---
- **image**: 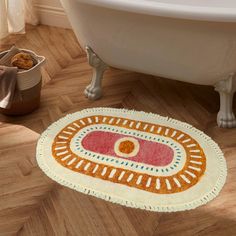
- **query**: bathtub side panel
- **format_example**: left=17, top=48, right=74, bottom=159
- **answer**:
left=60, top=0, right=236, bottom=85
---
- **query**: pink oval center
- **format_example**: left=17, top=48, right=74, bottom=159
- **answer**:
left=81, top=131, right=174, bottom=167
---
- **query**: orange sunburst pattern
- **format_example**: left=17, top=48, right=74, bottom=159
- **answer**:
left=51, top=115, right=206, bottom=194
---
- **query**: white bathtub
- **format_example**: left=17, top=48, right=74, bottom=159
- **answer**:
left=60, top=0, right=236, bottom=128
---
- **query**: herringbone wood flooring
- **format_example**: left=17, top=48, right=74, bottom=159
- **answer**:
left=0, top=25, right=236, bottom=236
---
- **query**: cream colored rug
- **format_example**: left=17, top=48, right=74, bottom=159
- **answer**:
left=36, top=108, right=227, bottom=212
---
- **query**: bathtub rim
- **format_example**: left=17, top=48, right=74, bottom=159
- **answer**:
left=72, top=0, right=236, bottom=23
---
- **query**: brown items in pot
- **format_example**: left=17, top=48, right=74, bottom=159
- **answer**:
left=11, top=52, right=35, bottom=70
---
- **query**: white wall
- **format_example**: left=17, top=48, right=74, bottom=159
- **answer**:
left=34, top=0, right=71, bottom=28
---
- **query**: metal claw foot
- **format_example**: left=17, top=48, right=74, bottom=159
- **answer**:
left=215, top=73, right=236, bottom=128
left=84, top=46, right=108, bottom=100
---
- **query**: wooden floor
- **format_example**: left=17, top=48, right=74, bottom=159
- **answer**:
left=0, top=25, right=236, bottom=236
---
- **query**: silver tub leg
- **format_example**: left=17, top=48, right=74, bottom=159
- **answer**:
left=215, top=73, right=236, bottom=128
left=84, top=46, right=108, bottom=100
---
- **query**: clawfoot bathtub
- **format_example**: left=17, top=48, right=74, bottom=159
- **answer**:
left=60, top=0, right=236, bottom=128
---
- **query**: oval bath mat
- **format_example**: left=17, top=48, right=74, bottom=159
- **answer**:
left=36, top=108, right=227, bottom=212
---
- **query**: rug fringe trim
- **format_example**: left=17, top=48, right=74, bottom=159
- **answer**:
left=36, top=107, right=227, bottom=212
